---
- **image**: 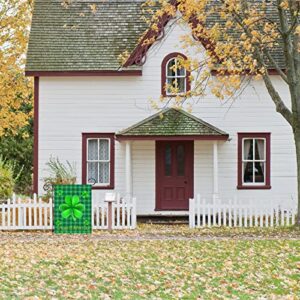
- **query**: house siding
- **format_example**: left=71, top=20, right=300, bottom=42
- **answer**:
left=38, top=21, right=297, bottom=213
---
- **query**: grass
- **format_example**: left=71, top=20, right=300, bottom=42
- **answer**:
left=0, top=226, right=299, bottom=299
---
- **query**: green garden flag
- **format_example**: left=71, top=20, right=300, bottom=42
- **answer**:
left=54, top=185, right=92, bottom=234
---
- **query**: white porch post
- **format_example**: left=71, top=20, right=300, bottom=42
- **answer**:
left=125, top=141, right=132, bottom=198
left=213, top=141, right=219, bottom=198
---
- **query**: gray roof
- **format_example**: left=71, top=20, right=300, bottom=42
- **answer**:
left=26, top=0, right=285, bottom=72
left=26, top=0, right=148, bottom=71
left=117, top=108, right=229, bottom=137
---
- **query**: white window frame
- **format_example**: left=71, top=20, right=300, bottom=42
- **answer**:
left=86, top=138, right=111, bottom=186
left=165, top=57, right=187, bottom=96
left=242, top=137, right=266, bottom=186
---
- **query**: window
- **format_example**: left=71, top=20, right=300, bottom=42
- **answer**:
left=161, top=52, right=190, bottom=97
left=237, top=133, right=271, bottom=189
left=82, top=133, right=115, bottom=189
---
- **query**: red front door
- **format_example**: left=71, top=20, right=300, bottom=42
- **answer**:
left=156, top=141, right=194, bottom=210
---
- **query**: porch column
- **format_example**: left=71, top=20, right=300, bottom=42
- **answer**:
left=125, top=141, right=133, bottom=198
left=213, top=141, right=219, bottom=197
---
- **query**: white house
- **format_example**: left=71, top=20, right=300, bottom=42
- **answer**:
left=26, top=0, right=297, bottom=216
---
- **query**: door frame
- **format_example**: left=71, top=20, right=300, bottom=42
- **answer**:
left=155, top=140, right=194, bottom=211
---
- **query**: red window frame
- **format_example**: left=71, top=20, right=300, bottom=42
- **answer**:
left=161, top=52, right=191, bottom=97
left=237, top=133, right=271, bottom=190
left=82, top=133, right=115, bottom=189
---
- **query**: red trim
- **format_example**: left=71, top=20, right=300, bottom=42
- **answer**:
left=123, top=0, right=222, bottom=68
left=25, top=70, right=142, bottom=77
left=116, top=135, right=229, bottom=141
left=237, top=133, right=271, bottom=190
left=123, top=3, right=281, bottom=75
left=33, top=77, right=39, bottom=194
left=161, top=53, right=191, bottom=97
left=124, top=0, right=177, bottom=67
left=82, top=133, right=115, bottom=190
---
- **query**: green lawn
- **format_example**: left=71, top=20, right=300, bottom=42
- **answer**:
left=0, top=231, right=299, bottom=299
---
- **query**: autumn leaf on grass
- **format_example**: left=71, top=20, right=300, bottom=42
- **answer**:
left=59, top=195, right=85, bottom=221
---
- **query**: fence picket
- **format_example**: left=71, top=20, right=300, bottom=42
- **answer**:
left=291, top=208, right=295, bottom=225
left=189, top=199, right=193, bottom=228
left=212, top=197, right=217, bottom=226
left=275, top=205, right=279, bottom=226
left=49, top=198, right=53, bottom=229
left=270, top=200, right=274, bottom=227
left=197, top=195, right=200, bottom=227
left=233, top=197, right=237, bottom=227
left=202, top=198, right=206, bottom=227
left=12, top=194, right=16, bottom=229
left=217, top=200, right=221, bottom=227
left=244, top=206, right=248, bottom=228
left=33, top=194, right=37, bottom=227
left=239, top=205, right=242, bottom=227
left=126, top=201, right=130, bottom=228
left=122, top=198, right=125, bottom=228
left=116, top=194, right=120, bottom=228
left=7, top=198, right=11, bottom=229
left=207, top=203, right=211, bottom=227
left=132, top=198, right=137, bottom=229
left=281, top=207, right=285, bottom=226
left=23, top=202, right=26, bottom=229
left=286, top=209, right=290, bottom=226
left=1, top=202, right=5, bottom=229
left=44, top=202, right=48, bottom=230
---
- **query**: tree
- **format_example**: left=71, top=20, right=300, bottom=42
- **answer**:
left=0, top=0, right=33, bottom=136
left=141, top=0, right=300, bottom=225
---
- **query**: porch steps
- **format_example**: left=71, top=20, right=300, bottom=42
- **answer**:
left=138, top=216, right=189, bottom=225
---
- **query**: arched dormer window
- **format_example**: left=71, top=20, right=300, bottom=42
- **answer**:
left=161, top=52, right=191, bottom=97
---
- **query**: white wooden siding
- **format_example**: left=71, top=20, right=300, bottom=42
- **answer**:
left=38, top=21, right=297, bottom=214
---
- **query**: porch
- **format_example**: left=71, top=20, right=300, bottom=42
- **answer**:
left=116, top=108, right=229, bottom=215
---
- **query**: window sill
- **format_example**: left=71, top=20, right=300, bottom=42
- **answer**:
left=161, top=93, right=188, bottom=98
left=237, top=185, right=271, bottom=190
left=85, top=184, right=114, bottom=190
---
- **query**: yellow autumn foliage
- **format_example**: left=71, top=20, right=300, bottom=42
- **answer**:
left=0, top=0, right=33, bottom=137
left=138, top=0, right=299, bottom=109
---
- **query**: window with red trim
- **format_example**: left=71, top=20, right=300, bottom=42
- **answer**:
left=237, top=133, right=271, bottom=189
left=82, top=133, right=115, bottom=189
left=161, top=52, right=191, bottom=97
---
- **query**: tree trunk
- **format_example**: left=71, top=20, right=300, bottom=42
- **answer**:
left=294, top=126, right=300, bottom=226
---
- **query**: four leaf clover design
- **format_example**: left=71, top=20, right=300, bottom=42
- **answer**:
left=59, top=195, right=85, bottom=221
left=56, top=189, right=64, bottom=197
left=81, top=190, right=89, bottom=199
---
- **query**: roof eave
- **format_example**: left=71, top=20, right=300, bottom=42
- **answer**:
left=25, top=70, right=143, bottom=77
left=116, top=134, right=229, bottom=141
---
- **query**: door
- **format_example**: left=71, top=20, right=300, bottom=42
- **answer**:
left=156, top=141, right=194, bottom=210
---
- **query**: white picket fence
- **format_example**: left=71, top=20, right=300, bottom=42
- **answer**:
left=189, top=195, right=297, bottom=228
left=0, top=194, right=136, bottom=231
left=0, top=194, right=53, bottom=230
left=93, top=194, right=137, bottom=229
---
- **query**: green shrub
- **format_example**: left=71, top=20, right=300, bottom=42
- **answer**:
left=0, top=156, right=22, bottom=200
left=43, top=157, right=76, bottom=196
left=0, top=134, right=33, bottom=195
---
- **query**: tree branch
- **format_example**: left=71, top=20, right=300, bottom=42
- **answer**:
left=262, top=73, right=293, bottom=125
left=262, top=48, right=288, bottom=83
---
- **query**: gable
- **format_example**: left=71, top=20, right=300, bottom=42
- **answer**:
left=117, top=108, right=229, bottom=138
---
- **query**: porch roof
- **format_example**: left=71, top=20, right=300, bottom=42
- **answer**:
left=116, top=108, right=229, bottom=141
